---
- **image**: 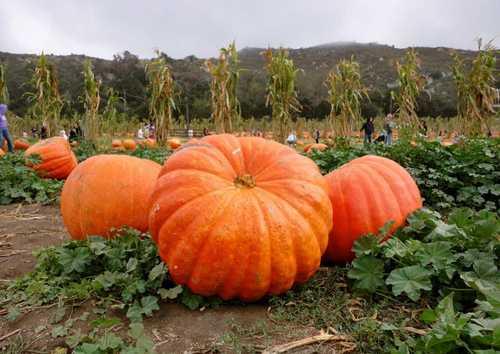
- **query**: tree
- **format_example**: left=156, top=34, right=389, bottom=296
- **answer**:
left=27, top=53, right=63, bottom=136
left=82, top=60, right=101, bottom=143
left=452, top=39, right=497, bottom=136
left=394, top=49, right=425, bottom=139
left=325, top=56, right=368, bottom=140
left=205, top=41, right=241, bottom=133
left=0, top=64, right=9, bottom=104
left=146, top=52, right=176, bottom=145
left=263, top=48, right=301, bottom=143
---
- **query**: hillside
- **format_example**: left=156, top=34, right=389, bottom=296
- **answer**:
left=1, top=42, right=498, bottom=120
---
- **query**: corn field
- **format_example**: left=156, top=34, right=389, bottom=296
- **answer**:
left=452, top=39, right=498, bottom=137
left=26, top=53, right=63, bottom=136
left=0, top=64, right=9, bottom=104
left=83, top=60, right=101, bottom=143
left=325, top=56, right=368, bottom=140
left=263, top=48, right=302, bottom=143
left=146, top=52, right=176, bottom=145
left=205, top=42, right=241, bottom=133
left=393, top=49, right=425, bottom=140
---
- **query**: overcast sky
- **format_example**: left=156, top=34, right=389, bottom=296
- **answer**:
left=1, top=0, right=499, bottom=59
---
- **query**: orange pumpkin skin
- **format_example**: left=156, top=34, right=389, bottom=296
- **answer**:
left=144, top=138, right=157, bottom=148
left=61, top=155, right=161, bottom=240
left=304, top=143, right=327, bottom=153
left=24, top=137, right=77, bottom=179
left=324, top=155, right=422, bottom=263
left=123, top=139, right=137, bottom=151
left=0, top=148, right=4, bottom=157
left=167, top=138, right=182, bottom=149
left=149, top=134, right=332, bottom=302
left=14, top=139, right=30, bottom=150
left=111, top=139, right=123, bottom=148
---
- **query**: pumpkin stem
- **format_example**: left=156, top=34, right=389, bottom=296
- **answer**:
left=234, top=174, right=256, bottom=188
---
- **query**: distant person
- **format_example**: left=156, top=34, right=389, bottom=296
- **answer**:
left=31, top=127, right=38, bottom=138
left=40, top=124, right=48, bottom=139
left=203, top=127, right=209, bottom=136
left=314, top=129, right=321, bottom=143
left=384, top=114, right=394, bottom=145
left=22, top=131, right=28, bottom=138
left=286, top=131, right=297, bottom=147
left=60, top=129, right=68, bottom=140
left=0, top=104, right=14, bottom=152
left=360, top=117, right=374, bottom=144
left=137, top=127, right=144, bottom=139
left=69, top=128, right=77, bottom=142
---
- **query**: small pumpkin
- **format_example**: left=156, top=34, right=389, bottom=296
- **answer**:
left=24, top=137, right=77, bottom=179
left=14, top=139, right=30, bottom=150
left=0, top=148, right=5, bottom=157
left=149, top=134, right=332, bottom=301
left=324, top=155, right=422, bottom=263
left=304, top=143, right=327, bottom=153
left=123, top=139, right=137, bottom=151
left=144, top=138, right=157, bottom=148
left=167, top=138, right=182, bottom=149
left=111, top=139, right=123, bottom=148
left=61, top=155, right=161, bottom=240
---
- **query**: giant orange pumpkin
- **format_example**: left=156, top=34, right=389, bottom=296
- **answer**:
left=149, top=134, right=332, bottom=302
left=61, top=155, right=161, bottom=240
left=14, top=139, right=30, bottom=150
left=24, top=137, right=77, bottom=179
left=123, top=139, right=137, bottom=151
left=324, top=155, right=422, bottom=263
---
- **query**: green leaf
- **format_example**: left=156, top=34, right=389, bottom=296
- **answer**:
left=148, top=263, right=166, bottom=281
left=6, top=306, right=21, bottom=321
left=352, top=235, right=381, bottom=257
left=51, top=325, right=68, bottom=338
left=420, top=309, right=437, bottom=324
left=127, top=258, right=138, bottom=272
left=181, top=289, right=205, bottom=310
left=386, top=265, right=432, bottom=301
left=140, top=296, right=159, bottom=316
left=158, top=285, right=184, bottom=300
left=91, top=316, right=122, bottom=329
left=74, top=343, right=101, bottom=354
left=348, top=256, right=385, bottom=292
left=126, top=302, right=144, bottom=323
left=97, top=332, right=124, bottom=350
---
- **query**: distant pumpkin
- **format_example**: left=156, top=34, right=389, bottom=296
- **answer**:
left=61, top=155, right=161, bottom=240
left=111, top=139, right=123, bottom=148
left=24, top=137, right=77, bottom=179
left=123, top=139, right=137, bottom=151
left=149, top=134, right=332, bottom=301
left=167, top=138, right=182, bottom=149
left=0, top=148, right=5, bottom=157
left=14, top=139, right=30, bottom=150
left=304, top=143, right=327, bottom=153
left=324, top=155, right=422, bottom=263
left=144, top=138, right=157, bottom=148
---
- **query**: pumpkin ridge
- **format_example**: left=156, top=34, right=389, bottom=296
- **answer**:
left=201, top=134, right=245, bottom=176
left=185, top=192, right=239, bottom=295
left=256, top=179, right=331, bottom=249
left=359, top=160, right=405, bottom=226
left=252, top=148, right=297, bottom=180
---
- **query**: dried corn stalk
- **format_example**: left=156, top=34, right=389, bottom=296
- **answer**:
left=83, top=59, right=101, bottom=143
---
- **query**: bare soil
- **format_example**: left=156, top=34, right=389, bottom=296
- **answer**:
left=0, top=204, right=338, bottom=353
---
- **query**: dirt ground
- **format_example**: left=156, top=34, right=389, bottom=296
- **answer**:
left=0, top=204, right=339, bottom=353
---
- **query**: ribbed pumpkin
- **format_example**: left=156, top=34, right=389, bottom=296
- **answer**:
left=61, top=155, right=161, bottom=240
left=149, top=134, right=332, bottom=302
left=167, top=138, right=181, bottom=149
left=111, top=139, right=123, bottom=148
left=324, top=155, right=422, bottom=263
left=14, top=139, right=30, bottom=150
left=123, top=139, right=137, bottom=151
left=25, top=137, right=77, bottom=179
